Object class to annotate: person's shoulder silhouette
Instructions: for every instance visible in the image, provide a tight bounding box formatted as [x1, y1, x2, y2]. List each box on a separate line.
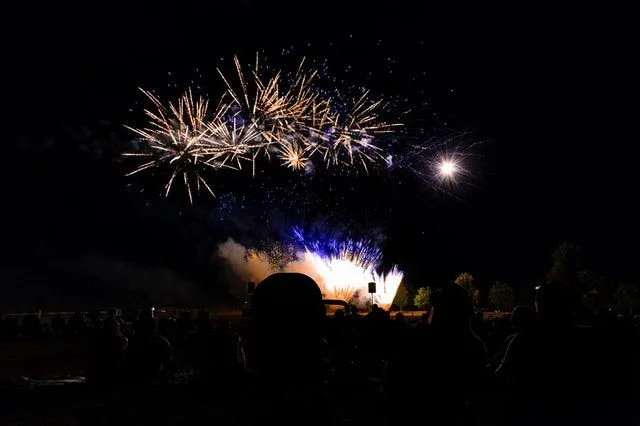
[251, 273, 327, 390]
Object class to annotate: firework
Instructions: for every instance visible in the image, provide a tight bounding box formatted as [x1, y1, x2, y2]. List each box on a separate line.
[125, 55, 408, 200]
[217, 56, 319, 162]
[215, 56, 401, 174]
[277, 140, 310, 170]
[320, 90, 401, 173]
[438, 159, 458, 178]
[217, 231, 404, 309]
[372, 266, 404, 307]
[124, 89, 223, 202]
[292, 229, 403, 308]
[202, 113, 265, 173]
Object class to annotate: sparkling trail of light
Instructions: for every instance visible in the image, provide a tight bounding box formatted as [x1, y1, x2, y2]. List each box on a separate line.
[125, 56, 408, 200]
[321, 90, 402, 173]
[124, 89, 222, 202]
[277, 140, 310, 170]
[216, 55, 320, 170]
[292, 229, 403, 308]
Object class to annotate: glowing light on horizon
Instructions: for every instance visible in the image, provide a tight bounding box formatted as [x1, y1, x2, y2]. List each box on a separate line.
[216, 235, 404, 309]
[292, 229, 404, 308]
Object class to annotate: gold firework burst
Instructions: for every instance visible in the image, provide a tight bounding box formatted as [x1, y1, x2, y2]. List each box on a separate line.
[277, 140, 310, 170]
[322, 90, 401, 173]
[124, 88, 219, 202]
[217, 55, 320, 156]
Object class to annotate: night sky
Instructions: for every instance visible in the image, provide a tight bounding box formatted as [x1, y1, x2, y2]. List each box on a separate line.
[2, 1, 636, 309]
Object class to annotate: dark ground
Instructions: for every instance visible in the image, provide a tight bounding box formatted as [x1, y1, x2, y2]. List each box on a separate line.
[0, 333, 390, 425]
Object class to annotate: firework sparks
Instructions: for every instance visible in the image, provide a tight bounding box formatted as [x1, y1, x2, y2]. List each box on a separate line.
[202, 114, 265, 171]
[216, 56, 319, 165]
[277, 140, 310, 170]
[217, 231, 403, 309]
[124, 89, 221, 202]
[292, 229, 403, 308]
[320, 90, 401, 173]
[438, 159, 458, 178]
[125, 55, 411, 199]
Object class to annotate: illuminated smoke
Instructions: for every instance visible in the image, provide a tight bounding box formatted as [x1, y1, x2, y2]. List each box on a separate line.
[216, 237, 403, 309]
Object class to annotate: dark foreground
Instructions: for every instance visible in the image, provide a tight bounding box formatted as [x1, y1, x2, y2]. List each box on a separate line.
[1, 290, 639, 425]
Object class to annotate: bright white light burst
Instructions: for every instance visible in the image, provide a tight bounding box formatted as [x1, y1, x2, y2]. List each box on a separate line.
[438, 159, 458, 177]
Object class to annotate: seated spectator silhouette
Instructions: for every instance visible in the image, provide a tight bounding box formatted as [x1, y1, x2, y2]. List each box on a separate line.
[88, 309, 128, 385]
[204, 319, 245, 384]
[251, 273, 327, 392]
[157, 316, 176, 342]
[196, 310, 213, 336]
[176, 310, 193, 343]
[126, 307, 173, 383]
[69, 311, 85, 335]
[51, 314, 67, 337]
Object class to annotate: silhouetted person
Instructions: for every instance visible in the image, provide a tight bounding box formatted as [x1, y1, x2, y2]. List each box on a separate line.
[495, 283, 622, 425]
[489, 305, 535, 373]
[196, 310, 213, 336]
[127, 307, 173, 383]
[87, 310, 102, 331]
[251, 273, 327, 390]
[177, 310, 193, 343]
[51, 314, 66, 337]
[204, 319, 245, 384]
[385, 283, 486, 425]
[69, 311, 86, 335]
[88, 310, 128, 385]
[250, 273, 329, 426]
[157, 316, 176, 342]
[327, 309, 352, 376]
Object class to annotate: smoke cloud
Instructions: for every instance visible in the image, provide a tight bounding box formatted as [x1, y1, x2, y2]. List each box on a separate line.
[215, 238, 402, 307]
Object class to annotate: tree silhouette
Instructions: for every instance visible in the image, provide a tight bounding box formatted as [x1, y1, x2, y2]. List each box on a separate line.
[578, 269, 607, 312]
[414, 287, 431, 309]
[393, 282, 414, 309]
[488, 281, 514, 312]
[455, 272, 479, 306]
[455, 272, 474, 290]
[614, 282, 640, 317]
[547, 242, 584, 286]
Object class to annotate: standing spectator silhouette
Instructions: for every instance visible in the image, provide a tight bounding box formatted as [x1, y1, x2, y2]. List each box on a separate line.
[495, 283, 610, 425]
[385, 283, 486, 425]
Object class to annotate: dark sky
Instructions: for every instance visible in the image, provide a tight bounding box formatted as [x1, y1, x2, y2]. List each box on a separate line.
[2, 1, 637, 307]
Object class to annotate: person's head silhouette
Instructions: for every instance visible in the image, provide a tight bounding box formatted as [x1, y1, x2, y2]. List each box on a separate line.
[511, 305, 535, 333]
[535, 282, 575, 325]
[430, 283, 472, 331]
